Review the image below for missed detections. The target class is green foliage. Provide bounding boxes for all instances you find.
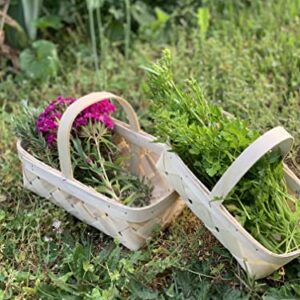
[263,283,300,299]
[13,102,56,166]
[2,0,300,298]
[197,7,210,40]
[34,15,63,30]
[145,49,300,253]
[19,40,60,81]
[37,243,132,299]
[5,1,30,49]
[21,0,43,40]
[72,122,153,206]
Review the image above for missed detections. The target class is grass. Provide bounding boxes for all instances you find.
[1,0,300,298]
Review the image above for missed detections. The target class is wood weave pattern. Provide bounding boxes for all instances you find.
[157,127,300,279]
[18,120,184,250]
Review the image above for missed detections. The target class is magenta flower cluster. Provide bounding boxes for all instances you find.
[36,96,116,145]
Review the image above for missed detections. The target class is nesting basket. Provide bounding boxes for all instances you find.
[157,126,300,279]
[17,92,184,250]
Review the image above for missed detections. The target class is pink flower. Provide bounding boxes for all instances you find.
[36,96,116,146]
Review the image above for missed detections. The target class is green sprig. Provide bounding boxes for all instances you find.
[145,49,300,253]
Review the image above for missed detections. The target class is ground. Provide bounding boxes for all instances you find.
[1,0,300,299]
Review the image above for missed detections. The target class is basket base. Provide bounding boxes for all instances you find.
[22,167,185,250]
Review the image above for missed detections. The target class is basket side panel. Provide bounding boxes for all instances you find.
[20,154,184,251]
[157,151,300,279]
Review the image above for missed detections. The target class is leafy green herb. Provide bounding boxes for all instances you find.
[145,49,300,253]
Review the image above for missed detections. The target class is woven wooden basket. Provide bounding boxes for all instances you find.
[17,92,184,250]
[157,126,300,279]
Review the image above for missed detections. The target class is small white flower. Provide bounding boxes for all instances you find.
[44,236,53,242]
[52,220,61,229]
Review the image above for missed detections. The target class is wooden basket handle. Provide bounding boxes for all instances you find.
[210,126,293,204]
[57,92,140,179]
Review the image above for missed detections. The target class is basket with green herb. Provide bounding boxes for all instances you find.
[16,91,184,250]
[144,50,300,279]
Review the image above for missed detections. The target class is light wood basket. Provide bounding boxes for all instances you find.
[157,126,300,279]
[17,92,184,250]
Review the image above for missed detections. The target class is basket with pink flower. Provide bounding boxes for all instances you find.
[16,92,184,250]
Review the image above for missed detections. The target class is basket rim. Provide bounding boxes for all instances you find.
[163,149,300,259]
[16,123,178,220]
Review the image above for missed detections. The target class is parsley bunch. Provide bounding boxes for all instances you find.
[145,49,300,253]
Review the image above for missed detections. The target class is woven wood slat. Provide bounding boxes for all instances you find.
[157,126,300,279]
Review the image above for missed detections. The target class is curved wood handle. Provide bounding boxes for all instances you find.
[57,92,140,179]
[210,126,293,204]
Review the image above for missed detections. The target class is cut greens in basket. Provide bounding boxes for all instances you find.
[15,96,153,207]
[144,49,300,254]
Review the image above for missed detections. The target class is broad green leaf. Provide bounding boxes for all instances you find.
[155,7,170,24]
[205,162,221,177]
[34,15,63,30]
[90,288,102,299]
[15,271,35,282]
[48,272,78,294]
[20,40,59,81]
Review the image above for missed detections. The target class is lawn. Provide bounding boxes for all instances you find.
[1,0,300,299]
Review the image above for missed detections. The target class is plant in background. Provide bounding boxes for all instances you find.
[19,39,59,81]
[15,96,152,207]
[197,7,210,41]
[145,49,300,254]
[4,0,42,49]
[21,0,43,40]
